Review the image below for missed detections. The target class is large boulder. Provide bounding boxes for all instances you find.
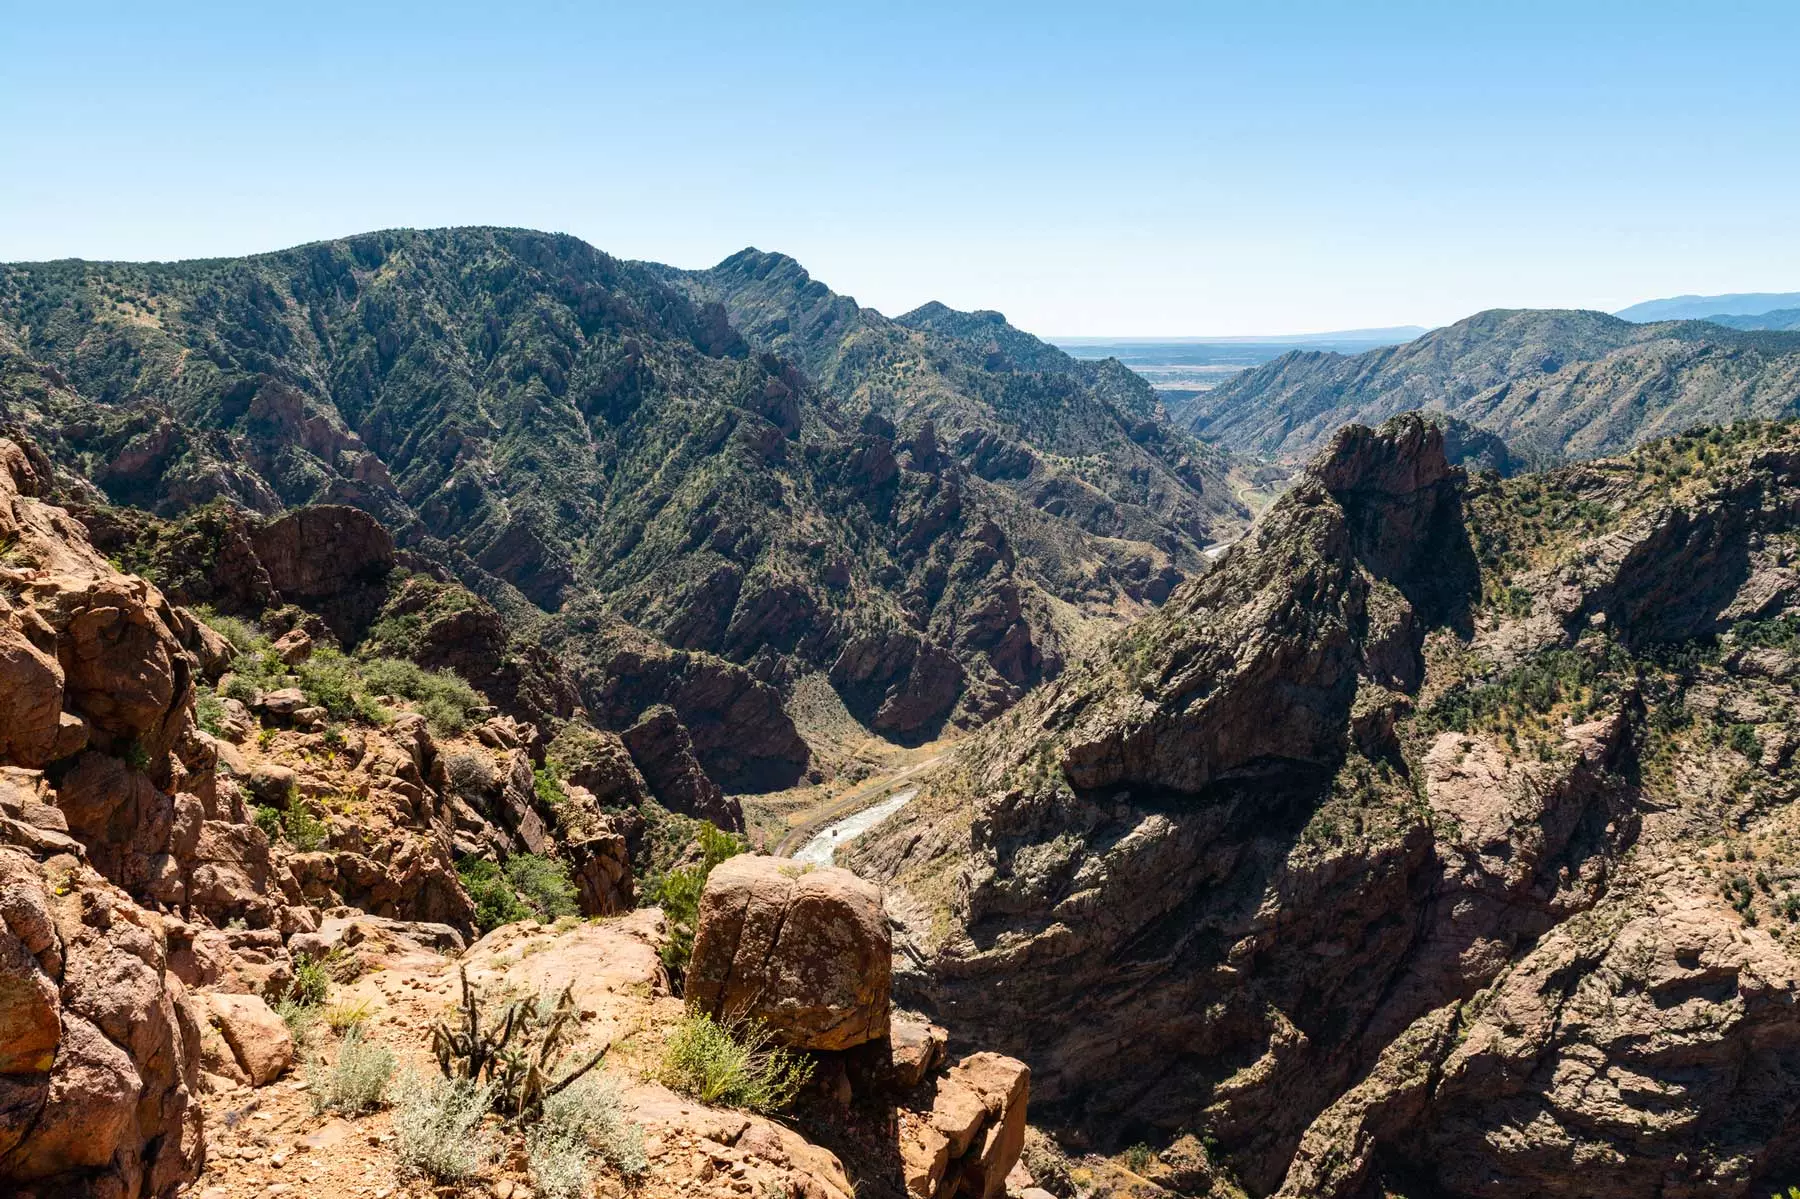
[685,855,890,1050]
[203,992,292,1087]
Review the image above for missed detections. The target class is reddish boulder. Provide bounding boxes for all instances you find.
[685,855,890,1050]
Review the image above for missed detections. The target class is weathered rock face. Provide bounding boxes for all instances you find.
[1,439,194,774]
[568,824,634,917]
[857,418,1800,1197]
[685,855,891,1050]
[0,848,203,1199]
[561,614,811,798]
[898,1052,1032,1199]
[621,705,741,830]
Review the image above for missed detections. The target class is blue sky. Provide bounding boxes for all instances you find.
[3,1,1797,335]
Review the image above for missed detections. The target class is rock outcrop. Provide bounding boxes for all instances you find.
[856,417,1800,1197]
[899,1052,1032,1199]
[685,855,891,1050]
[0,848,203,1199]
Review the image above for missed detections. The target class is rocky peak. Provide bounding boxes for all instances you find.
[1003,416,1469,798]
[1307,412,1452,499]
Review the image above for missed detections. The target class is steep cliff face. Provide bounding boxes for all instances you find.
[855,416,1800,1197]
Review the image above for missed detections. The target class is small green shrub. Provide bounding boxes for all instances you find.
[458,857,530,932]
[658,1013,810,1113]
[650,822,744,987]
[506,854,578,922]
[393,1073,496,1183]
[1729,723,1763,761]
[359,656,482,736]
[1124,1144,1154,1174]
[445,749,498,796]
[275,998,322,1053]
[195,690,228,736]
[309,1026,396,1116]
[288,954,332,1007]
[284,807,330,852]
[221,673,261,703]
[296,649,362,720]
[251,805,283,841]
[526,1122,591,1199]
[195,606,266,654]
[457,854,577,930]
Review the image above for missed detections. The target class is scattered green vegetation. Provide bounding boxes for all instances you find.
[251,804,283,842]
[1418,645,1628,741]
[192,609,482,735]
[1124,1144,1155,1174]
[194,689,228,736]
[222,673,262,704]
[535,764,570,815]
[325,997,375,1033]
[288,953,332,1008]
[658,1012,811,1113]
[459,857,531,931]
[358,655,483,735]
[253,803,330,852]
[506,854,578,921]
[275,997,322,1053]
[308,1026,396,1116]
[284,806,330,851]
[194,605,262,654]
[1729,723,1764,761]
[647,822,744,987]
[295,649,391,724]
[457,854,577,931]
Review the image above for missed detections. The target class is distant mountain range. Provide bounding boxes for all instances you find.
[1699,307,1800,332]
[0,227,1272,794]
[1056,325,1428,349]
[1615,290,1800,322]
[1176,308,1800,464]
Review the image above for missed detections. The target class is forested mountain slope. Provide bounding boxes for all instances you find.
[1181,307,1800,463]
[0,228,1267,792]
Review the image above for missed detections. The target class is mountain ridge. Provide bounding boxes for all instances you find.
[0,226,1269,796]
[1178,306,1800,463]
[853,412,1800,1197]
[1616,290,1800,322]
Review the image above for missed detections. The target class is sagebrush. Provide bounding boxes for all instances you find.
[658,1012,810,1113]
[308,1026,396,1116]
[393,1072,495,1182]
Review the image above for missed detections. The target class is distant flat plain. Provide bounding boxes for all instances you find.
[1053,326,1427,398]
